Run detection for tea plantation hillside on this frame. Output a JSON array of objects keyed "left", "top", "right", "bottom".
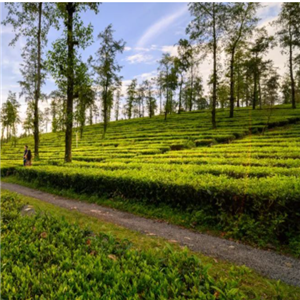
[{"left": 1, "top": 105, "right": 300, "bottom": 253}]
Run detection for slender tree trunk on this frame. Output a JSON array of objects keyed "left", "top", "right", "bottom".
[
  {"left": 253, "top": 74, "right": 257, "bottom": 110},
  {"left": 229, "top": 48, "right": 235, "bottom": 118},
  {"left": 237, "top": 66, "right": 240, "bottom": 107},
  {"left": 34, "top": 2, "right": 42, "bottom": 159},
  {"left": 258, "top": 75, "right": 262, "bottom": 109},
  {"left": 164, "top": 68, "right": 169, "bottom": 121},
  {"left": 253, "top": 56, "right": 258, "bottom": 110},
  {"left": 164, "top": 89, "right": 169, "bottom": 121},
  {"left": 159, "top": 90, "right": 162, "bottom": 114},
  {"left": 65, "top": 3, "right": 75, "bottom": 162},
  {"left": 103, "top": 83, "right": 108, "bottom": 138},
  {"left": 1, "top": 126, "right": 4, "bottom": 143},
  {"left": 189, "top": 65, "right": 194, "bottom": 111},
  {"left": 178, "top": 74, "right": 183, "bottom": 114},
  {"left": 80, "top": 123, "right": 84, "bottom": 138},
  {"left": 289, "top": 26, "right": 296, "bottom": 109},
  {"left": 212, "top": 5, "right": 217, "bottom": 129},
  {"left": 245, "top": 73, "right": 249, "bottom": 107}
]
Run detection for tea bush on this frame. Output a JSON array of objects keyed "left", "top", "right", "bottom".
[{"left": 1, "top": 192, "right": 250, "bottom": 299}]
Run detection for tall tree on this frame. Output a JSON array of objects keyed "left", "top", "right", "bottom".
[
  {"left": 193, "top": 76, "right": 204, "bottom": 110},
  {"left": 49, "top": 90, "right": 66, "bottom": 133},
  {"left": 23, "top": 100, "right": 45, "bottom": 136},
  {"left": 2, "top": 3, "right": 56, "bottom": 158},
  {"left": 248, "top": 28, "right": 275, "bottom": 109},
  {"left": 114, "top": 85, "right": 122, "bottom": 122},
  {"left": 156, "top": 71, "right": 164, "bottom": 114},
  {"left": 262, "top": 66, "right": 280, "bottom": 106},
  {"left": 44, "top": 107, "right": 51, "bottom": 133},
  {"left": 225, "top": 3, "right": 259, "bottom": 117},
  {"left": 1, "top": 92, "right": 21, "bottom": 142},
  {"left": 136, "top": 84, "right": 146, "bottom": 118},
  {"left": 174, "top": 39, "right": 192, "bottom": 113},
  {"left": 274, "top": 3, "right": 300, "bottom": 109},
  {"left": 187, "top": 2, "right": 228, "bottom": 128},
  {"left": 126, "top": 79, "right": 138, "bottom": 120},
  {"left": 144, "top": 79, "right": 157, "bottom": 118},
  {"left": 92, "top": 24, "right": 124, "bottom": 138},
  {"left": 74, "top": 61, "right": 95, "bottom": 138},
  {"left": 48, "top": 3, "right": 99, "bottom": 161},
  {"left": 158, "top": 54, "right": 177, "bottom": 120}
]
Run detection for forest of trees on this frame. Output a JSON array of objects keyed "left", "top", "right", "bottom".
[{"left": 1, "top": 2, "right": 300, "bottom": 162}]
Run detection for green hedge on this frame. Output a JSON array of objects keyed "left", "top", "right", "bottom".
[{"left": 13, "top": 166, "right": 300, "bottom": 245}]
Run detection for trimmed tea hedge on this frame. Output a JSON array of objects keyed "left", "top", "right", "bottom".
[{"left": 13, "top": 165, "right": 300, "bottom": 245}]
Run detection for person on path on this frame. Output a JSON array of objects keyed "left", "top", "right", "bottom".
[{"left": 25, "top": 149, "right": 32, "bottom": 166}]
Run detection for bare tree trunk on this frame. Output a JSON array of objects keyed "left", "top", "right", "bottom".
[
  {"left": 253, "top": 55, "right": 258, "bottom": 110},
  {"left": 34, "top": 2, "right": 42, "bottom": 159},
  {"left": 212, "top": 4, "right": 217, "bottom": 129},
  {"left": 258, "top": 75, "right": 262, "bottom": 109},
  {"left": 159, "top": 91, "right": 162, "bottom": 115},
  {"left": 178, "top": 74, "right": 183, "bottom": 114},
  {"left": 289, "top": 25, "right": 296, "bottom": 109},
  {"left": 253, "top": 75, "right": 257, "bottom": 110},
  {"left": 65, "top": 3, "right": 75, "bottom": 162},
  {"left": 102, "top": 77, "right": 109, "bottom": 138},
  {"left": 229, "top": 49, "right": 235, "bottom": 118},
  {"left": 237, "top": 65, "right": 240, "bottom": 107},
  {"left": 189, "top": 64, "right": 194, "bottom": 111},
  {"left": 164, "top": 89, "right": 169, "bottom": 121}
]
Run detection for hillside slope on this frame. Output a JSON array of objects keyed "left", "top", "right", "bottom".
[
  {"left": 1, "top": 105, "right": 300, "bottom": 252},
  {"left": 1, "top": 105, "right": 300, "bottom": 164}
]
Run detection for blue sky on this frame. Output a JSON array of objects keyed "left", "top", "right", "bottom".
[{"left": 0, "top": 2, "right": 284, "bottom": 131}]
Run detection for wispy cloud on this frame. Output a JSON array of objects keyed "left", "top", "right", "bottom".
[
  {"left": 125, "top": 53, "right": 155, "bottom": 64},
  {"left": 161, "top": 45, "right": 179, "bottom": 57},
  {"left": 134, "top": 70, "right": 157, "bottom": 81},
  {"left": 137, "top": 5, "right": 188, "bottom": 48},
  {"left": 257, "top": 2, "right": 282, "bottom": 20}
]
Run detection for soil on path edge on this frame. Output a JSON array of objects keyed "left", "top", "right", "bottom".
[{"left": 2, "top": 181, "right": 300, "bottom": 287}]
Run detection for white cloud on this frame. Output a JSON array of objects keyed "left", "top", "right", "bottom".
[
  {"left": 257, "top": 2, "right": 282, "bottom": 19},
  {"left": 126, "top": 53, "right": 155, "bottom": 64},
  {"left": 135, "top": 70, "right": 157, "bottom": 81},
  {"left": 120, "top": 80, "right": 131, "bottom": 95},
  {"left": 121, "top": 71, "right": 157, "bottom": 94},
  {"left": 124, "top": 46, "right": 132, "bottom": 51},
  {"left": 137, "top": 5, "right": 188, "bottom": 47},
  {"left": 161, "top": 45, "right": 179, "bottom": 57}
]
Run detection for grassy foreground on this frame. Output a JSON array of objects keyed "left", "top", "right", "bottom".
[{"left": 1, "top": 189, "right": 300, "bottom": 299}]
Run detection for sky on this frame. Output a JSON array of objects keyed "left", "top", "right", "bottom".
[{"left": 0, "top": 2, "right": 286, "bottom": 134}]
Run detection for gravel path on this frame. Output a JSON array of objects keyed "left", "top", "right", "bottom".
[{"left": 2, "top": 182, "right": 300, "bottom": 287}]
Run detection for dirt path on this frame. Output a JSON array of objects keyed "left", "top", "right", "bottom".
[{"left": 2, "top": 182, "right": 300, "bottom": 287}]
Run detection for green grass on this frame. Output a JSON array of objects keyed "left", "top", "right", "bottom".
[{"left": 2, "top": 189, "right": 300, "bottom": 299}]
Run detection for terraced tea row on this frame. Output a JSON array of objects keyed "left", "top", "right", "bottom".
[{"left": 1, "top": 105, "right": 300, "bottom": 165}]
